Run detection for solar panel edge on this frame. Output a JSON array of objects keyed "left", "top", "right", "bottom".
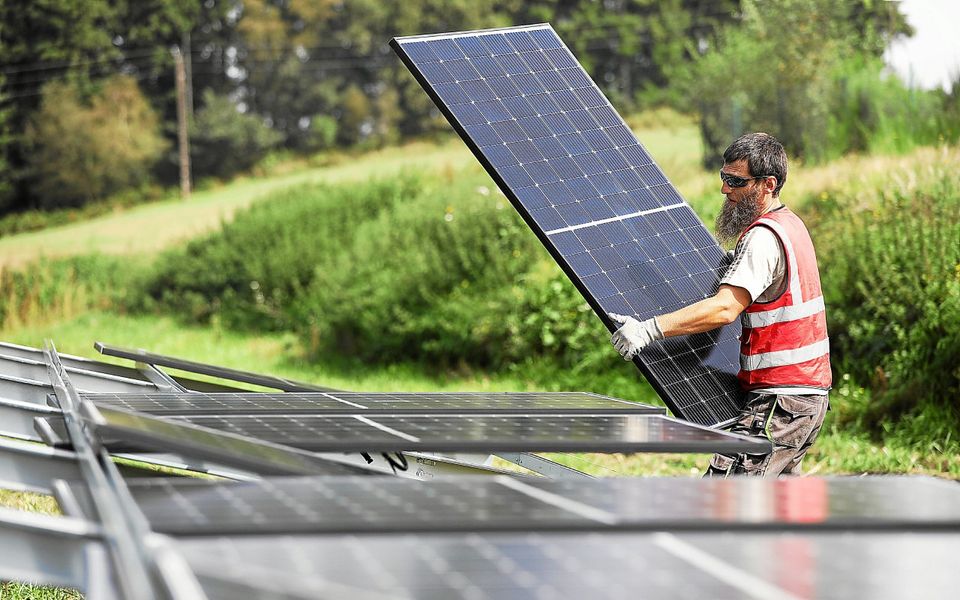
[{"left": 391, "top": 26, "right": 741, "bottom": 425}]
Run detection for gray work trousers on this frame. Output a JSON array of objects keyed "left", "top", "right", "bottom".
[{"left": 704, "top": 392, "right": 829, "bottom": 477}]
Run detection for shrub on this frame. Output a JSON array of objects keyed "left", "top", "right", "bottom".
[
  {"left": 818, "top": 165, "right": 960, "bottom": 439},
  {"left": 23, "top": 77, "right": 167, "bottom": 208},
  {"left": 189, "top": 90, "right": 283, "bottom": 180}
]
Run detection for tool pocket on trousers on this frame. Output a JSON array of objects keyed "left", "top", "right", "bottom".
[{"left": 768, "top": 395, "right": 820, "bottom": 449}]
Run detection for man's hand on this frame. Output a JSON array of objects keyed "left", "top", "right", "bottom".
[{"left": 608, "top": 313, "right": 664, "bottom": 361}]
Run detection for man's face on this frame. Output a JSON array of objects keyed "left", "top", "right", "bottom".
[{"left": 715, "top": 159, "right": 766, "bottom": 245}]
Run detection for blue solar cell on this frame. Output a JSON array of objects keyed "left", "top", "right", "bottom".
[
  {"left": 560, "top": 68, "right": 593, "bottom": 89},
  {"left": 590, "top": 172, "right": 621, "bottom": 196},
  {"left": 537, "top": 70, "right": 568, "bottom": 92},
  {"left": 555, "top": 201, "right": 590, "bottom": 226},
  {"left": 606, "top": 125, "right": 636, "bottom": 148},
  {"left": 460, "top": 79, "right": 497, "bottom": 102},
  {"left": 573, "top": 153, "right": 606, "bottom": 177},
  {"left": 599, "top": 221, "right": 633, "bottom": 245},
  {"left": 651, "top": 184, "right": 684, "bottom": 205},
  {"left": 505, "top": 30, "right": 538, "bottom": 52},
  {"left": 550, "top": 231, "right": 585, "bottom": 255},
  {"left": 611, "top": 169, "right": 645, "bottom": 191},
  {"left": 552, "top": 89, "right": 581, "bottom": 111},
  {"left": 514, "top": 185, "right": 551, "bottom": 210},
  {"left": 445, "top": 59, "right": 480, "bottom": 81},
  {"left": 647, "top": 211, "right": 675, "bottom": 232},
  {"left": 479, "top": 33, "right": 513, "bottom": 56},
  {"left": 480, "top": 143, "right": 519, "bottom": 167},
  {"left": 567, "top": 252, "right": 602, "bottom": 277},
  {"left": 637, "top": 164, "right": 668, "bottom": 186},
  {"left": 566, "top": 176, "right": 599, "bottom": 201},
  {"left": 584, "top": 198, "right": 617, "bottom": 221},
  {"left": 574, "top": 87, "right": 607, "bottom": 108},
  {"left": 529, "top": 27, "right": 563, "bottom": 49},
  {"left": 600, "top": 293, "right": 632, "bottom": 315},
  {"left": 526, "top": 93, "right": 561, "bottom": 115},
  {"left": 673, "top": 208, "right": 702, "bottom": 230},
  {"left": 607, "top": 266, "right": 641, "bottom": 292},
  {"left": 688, "top": 228, "right": 716, "bottom": 250},
  {"left": 549, "top": 156, "right": 581, "bottom": 179},
  {"left": 499, "top": 164, "right": 535, "bottom": 188},
  {"left": 701, "top": 245, "right": 725, "bottom": 264},
  {"left": 541, "top": 112, "right": 576, "bottom": 135},
  {"left": 583, "top": 129, "right": 615, "bottom": 151},
  {"left": 434, "top": 82, "right": 470, "bottom": 105},
  {"left": 582, "top": 272, "right": 617, "bottom": 298},
  {"left": 545, "top": 47, "right": 578, "bottom": 69},
  {"left": 591, "top": 245, "right": 627, "bottom": 271},
  {"left": 464, "top": 123, "right": 500, "bottom": 146},
  {"left": 596, "top": 148, "right": 630, "bottom": 171},
  {"left": 449, "top": 103, "right": 486, "bottom": 126},
  {"left": 404, "top": 41, "right": 440, "bottom": 63},
  {"left": 506, "top": 140, "right": 542, "bottom": 164},
  {"left": 671, "top": 276, "right": 700, "bottom": 299},
  {"left": 496, "top": 53, "right": 529, "bottom": 75},
  {"left": 640, "top": 236, "right": 671, "bottom": 260},
  {"left": 539, "top": 181, "right": 576, "bottom": 205},
  {"left": 419, "top": 61, "right": 455, "bottom": 84},
  {"left": 526, "top": 161, "right": 560, "bottom": 185},
  {"left": 627, "top": 188, "right": 659, "bottom": 211},
  {"left": 692, "top": 271, "right": 718, "bottom": 293},
  {"left": 654, "top": 256, "right": 687, "bottom": 280},
  {"left": 677, "top": 251, "right": 711, "bottom": 274},
  {"left": 475, "top": 99, "right": 512, "bottom": 122},
  {"left": 590, "top": 106, "right": 621, "bottom": 127},
  {"left": 621, "top": 144, "right": 652, "bottom": 166},
  {"left": 486, "top": 76, "right": 522, "bottom": 98},
  {"left": 622, "top": 217, "right": 655, "bottom": 240},
  {"left": 491, "top": 120, "right": 528, "bottom": 143},
  {"left": 661, "top": 230, "right": 695, "bottom": 255},
  {"left": 512, "top": 72, "right": 544, "bottom": 94},
  {"left": 566, "top": 109, "right": 599, "bottom": 132},
  {"left": 575, "top": 226, "right": 609, "bottom": 250},
  {"left": 615, "top": 242, "right": 647, "bottom": 264},
  {"left": 430, "top": 39, "right": 466, "bottom": 60},
  {"left": 556, "top": 133, "right": 591, "bottom": 155},
  {"left": 522, "top": 51, "right": 553, "bottom": 72},
  {"left": 529, "top": 206, "right": 566, "bottom": 230},
  {"left": 606, "top": 192, "right": 637, "bottom": 216},
  {"left": 500, "top": 96, "right": 537, "bottom": 118},
  {"left": 516, "top": 116, "right": 552, "bottom": 139},
  {"left": 471, "top": 56, "right": 504, "bottom": 78},
  {"left": 455, "top": 36, "right": 488, "bottom": 58}
]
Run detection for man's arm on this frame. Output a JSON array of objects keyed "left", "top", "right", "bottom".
[{"left": 656, "top": 284, "right": 752, "bottom": 337}]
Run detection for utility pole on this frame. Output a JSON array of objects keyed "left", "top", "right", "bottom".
[{"left": 173, "top": 46, "right": 191, "bottom": 199}]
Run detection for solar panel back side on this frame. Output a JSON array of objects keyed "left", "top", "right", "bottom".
[{"left": 392, "top": 24, "right": 746, "bottom": 426}]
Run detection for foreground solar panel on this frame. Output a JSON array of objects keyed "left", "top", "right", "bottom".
[
  {"left": 124, "top": 475, "right": 960, "bottom": 536},
  {"left": 391, "top": 25, "right": 745, "bottom": 427},
  {"left": 85, "top": 390, "right": 663, "bottom": 415},
  {"left": 177, "top": 531, "right": 960, "bottom": 600},
  {"left": 164, "top": 412, "right": 769, "bottom": 454}
]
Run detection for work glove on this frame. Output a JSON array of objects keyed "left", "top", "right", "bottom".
[{"left": 608, "top": 313, "right": 664, "bottom": 361}]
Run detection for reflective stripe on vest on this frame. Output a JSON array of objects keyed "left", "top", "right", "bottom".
[
  {"left": 740, "top": 338, "right": 830, "bottom": 371},
  {"left": 742, "top": 295, "right": 825, "bottom": 328}
]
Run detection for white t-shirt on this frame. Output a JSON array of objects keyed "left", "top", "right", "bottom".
[{"left": 719, "top": 218, "right": 829, "bottom": 397}]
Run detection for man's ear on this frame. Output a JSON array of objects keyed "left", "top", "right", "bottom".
[{"left": 763, "top": 176, "right": 778, "bottom": 196}]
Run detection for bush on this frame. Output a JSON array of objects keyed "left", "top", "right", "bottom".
[
  {"left": 23, "top": 77, "right": 167, "bottom": 208},
  {"left": 189, "top": 90, "right": 283, "bottom": 180},
  {"left": 818, "top": 165, "right": 960, "bottom": 439}
]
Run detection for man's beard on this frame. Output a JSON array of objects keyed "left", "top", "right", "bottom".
[{"left": 715, "top": 187, "right": 765, "bottom": 246}]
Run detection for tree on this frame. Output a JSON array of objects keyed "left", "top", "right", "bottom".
[{"left": 24, "top": 76, "right": 167, "bottom": 207}]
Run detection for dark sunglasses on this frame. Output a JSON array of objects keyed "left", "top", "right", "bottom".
[{"left": 719, "top": 171, "right": 771, "bottom": 188}]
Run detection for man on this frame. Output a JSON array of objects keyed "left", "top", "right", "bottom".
[{"left": 608, "top": 132, "right": 831, "bottom": 477}]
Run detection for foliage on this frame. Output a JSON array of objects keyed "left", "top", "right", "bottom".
[
  {"left": 816, "top": 165, "right": 960, "bottom": 442},
  {"left": 189, "top": 90, "right": 283, "bottom": 180},
  {"left": 22, "top": 76, "right": 167, "bottom": 208}
]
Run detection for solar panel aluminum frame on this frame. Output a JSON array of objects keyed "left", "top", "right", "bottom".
[{"left": 390, "top": 25, "right": 746, "bottom": 427}]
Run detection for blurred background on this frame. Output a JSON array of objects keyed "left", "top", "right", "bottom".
[{"left": 0, "top": 0, "right": 957, "bottom": 479}]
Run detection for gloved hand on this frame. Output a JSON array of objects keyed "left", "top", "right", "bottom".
[{"left": 608, "top": 313, "right": 664, "bottom": 360}]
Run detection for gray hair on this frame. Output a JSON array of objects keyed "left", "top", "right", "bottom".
[{"left": 722, "top": 133, "right": 788, "bottom": 197}]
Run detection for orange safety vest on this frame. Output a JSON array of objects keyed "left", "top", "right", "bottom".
[{"left": 736, "top": 207, "right": 832, "bottom": 392}]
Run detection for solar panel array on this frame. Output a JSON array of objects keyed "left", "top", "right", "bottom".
[
  {"left": 85, "top": 391, "right": 663, "bottom": 415},
  {"left": 391, "top": 24, "right": 746, "bottom": 427}
]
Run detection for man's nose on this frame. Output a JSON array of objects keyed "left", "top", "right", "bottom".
[{"left": 721, "top": 182, "right": 732, "bottom": 195}]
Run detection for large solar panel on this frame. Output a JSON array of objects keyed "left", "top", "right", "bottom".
[
  {"left": 125, "top": 475, "right": 960, "bottom": 536},
  {"left": 391, "top": 25, "right": 745, "bottom": 427},
  {"left": 166, "top": 413, "right": 769, "bottom": 454},
  {"left": 84, "top": 391, "right": 663, "bottom": 415},
  {"left": 178, "top": 532, "right": 960, "bottom": 600}
]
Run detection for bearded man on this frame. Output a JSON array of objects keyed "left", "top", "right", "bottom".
[{"left": 608, "top": 132, "right": 831, "bottom": 477}]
